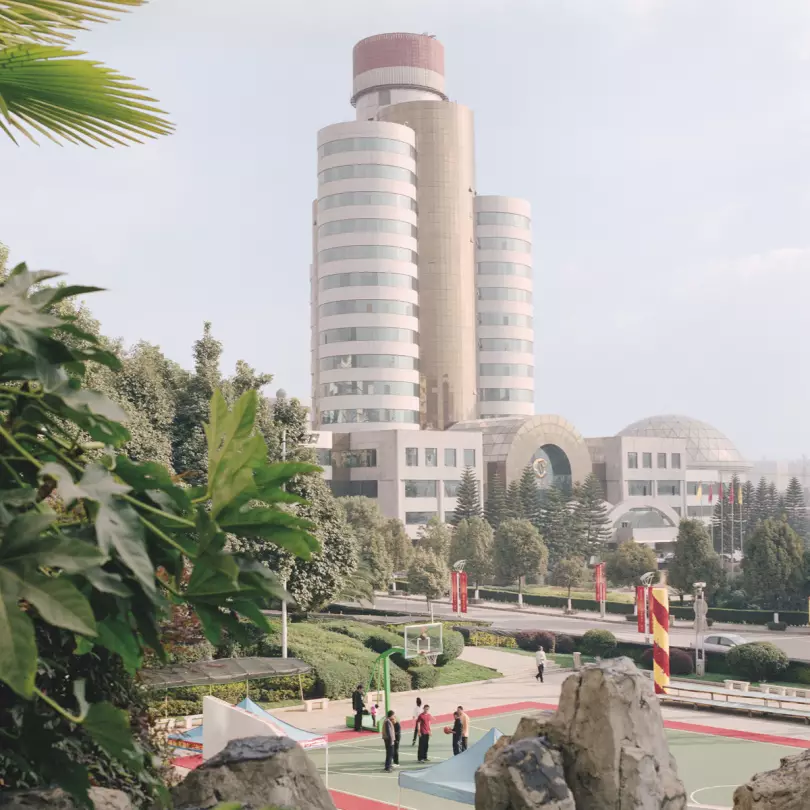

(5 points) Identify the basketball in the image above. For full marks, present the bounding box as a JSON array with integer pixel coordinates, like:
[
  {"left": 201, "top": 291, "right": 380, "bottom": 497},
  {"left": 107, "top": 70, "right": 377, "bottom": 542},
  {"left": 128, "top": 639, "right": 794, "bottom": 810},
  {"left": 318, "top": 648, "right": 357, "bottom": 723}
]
[{"left": 443, "top": 726, "right": 453, "bottom": 735}]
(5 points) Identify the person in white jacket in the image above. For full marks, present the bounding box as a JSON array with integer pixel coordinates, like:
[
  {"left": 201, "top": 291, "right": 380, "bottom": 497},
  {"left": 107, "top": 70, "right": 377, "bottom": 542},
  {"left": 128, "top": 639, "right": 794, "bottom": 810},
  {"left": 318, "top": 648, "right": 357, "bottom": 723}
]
[{"left": 535, "top": 647, "right": 547, "bottom": 682}]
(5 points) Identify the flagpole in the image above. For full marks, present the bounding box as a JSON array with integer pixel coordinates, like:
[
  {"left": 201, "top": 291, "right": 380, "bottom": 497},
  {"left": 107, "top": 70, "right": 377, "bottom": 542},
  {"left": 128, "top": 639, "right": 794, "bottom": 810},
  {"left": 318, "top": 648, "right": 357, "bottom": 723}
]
[
  {"left": 730, "top": 480, "right": 735, "bottom": 578},
  {"left": 720, "top": 476, "right": 725, "bottom": 565}
]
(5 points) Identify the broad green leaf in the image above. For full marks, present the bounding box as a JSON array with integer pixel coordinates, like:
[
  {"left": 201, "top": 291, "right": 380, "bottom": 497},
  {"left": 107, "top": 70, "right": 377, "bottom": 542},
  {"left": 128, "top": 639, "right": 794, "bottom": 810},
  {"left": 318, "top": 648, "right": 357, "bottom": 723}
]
[
  {"left": 96, "top": 501, "right": 155, "bottom": 595},
  {"left": 229, "top": 599, "right": 272, "bottom": 633},
  {"left": 19, "top": 572, "right": 96, "bottom": 636},
  {"left": 84, "top": 566, "right": 131, "bottom": 597},
  {"left": 30, "top": 284, "right": 104, "bottom": 309},
  {"left": 74, "top": 634, "right": 94, "bottom": 655},
  {"left": 83, "top": 701, "right": 140, "bottom": 764},
  {"left": 76, "top": 463, "right": 131, "bottom": 503},
  {"left": 73, "top": 678, "right": 89, "bottom": 718},
  {"left": 38, "top": 535, "right": 107, "bottom": 572},
  {"left": 0, "top": 487, "right": 38, "bottom": 507},
  {"left": 1, "top": 511, "right": 58, "bottom": 561},
  {"left": 113, "top": 456, "right": 191, "bottom": 513},
  {"left": 97, "top": 615, "right": 141, "bottom": 674},
  {"left": 0, "top": 569, "right": 37, "bottom": 697},
  {"left": 39, "top": 461, "right": 84, "bottom": 503}
]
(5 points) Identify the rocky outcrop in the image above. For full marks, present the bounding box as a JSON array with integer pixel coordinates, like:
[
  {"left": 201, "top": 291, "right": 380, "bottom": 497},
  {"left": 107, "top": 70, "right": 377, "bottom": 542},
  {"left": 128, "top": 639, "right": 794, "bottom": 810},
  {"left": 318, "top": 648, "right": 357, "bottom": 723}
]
[
  {"left": 171, "top": 735, "right": 336, "bottom": 810},
  {"left": 733, "top": 750, "right": 810, "bottom": 809},
  {"left": 0, "top": 788, "right": 131, "bottom": 810}
]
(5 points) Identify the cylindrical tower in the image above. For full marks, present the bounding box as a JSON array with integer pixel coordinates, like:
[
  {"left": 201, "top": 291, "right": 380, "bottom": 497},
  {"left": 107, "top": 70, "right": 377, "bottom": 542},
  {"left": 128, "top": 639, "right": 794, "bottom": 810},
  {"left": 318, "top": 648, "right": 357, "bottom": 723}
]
[
  {"left": 378, "top": 100, "right": 478, "bottom": 429},
  {"left": 312, "top": 120, "right": 421, "bottom": 431},
  {"left": 352, "top": 32, "right": 447, "bottom": 120},
  {"left": 474, "top": 196, "right": 535, "bottom": 418}
]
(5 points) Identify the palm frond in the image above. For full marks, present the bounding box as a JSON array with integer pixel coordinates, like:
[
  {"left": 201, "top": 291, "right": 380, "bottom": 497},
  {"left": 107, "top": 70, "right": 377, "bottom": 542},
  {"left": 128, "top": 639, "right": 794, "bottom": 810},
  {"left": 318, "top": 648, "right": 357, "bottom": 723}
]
[
  {"left": 335, "top": 563, "right": 376, "bottom": 607},
  {"left": 0, "top": 44, "right": 173, "bottom": 145},
  {"left": 0, "top": 0, "right": 144, "bottom": 46}
]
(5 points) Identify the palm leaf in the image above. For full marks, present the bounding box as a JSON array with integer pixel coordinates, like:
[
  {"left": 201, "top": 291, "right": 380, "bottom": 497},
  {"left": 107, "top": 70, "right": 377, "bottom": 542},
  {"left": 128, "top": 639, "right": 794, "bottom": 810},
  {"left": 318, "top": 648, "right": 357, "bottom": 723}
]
[
  {"left": 0, "top": 44, "right": 173, "bottom": 145},
  {"left": 0, "top": 1, "right": 144, "bottom": 46}
]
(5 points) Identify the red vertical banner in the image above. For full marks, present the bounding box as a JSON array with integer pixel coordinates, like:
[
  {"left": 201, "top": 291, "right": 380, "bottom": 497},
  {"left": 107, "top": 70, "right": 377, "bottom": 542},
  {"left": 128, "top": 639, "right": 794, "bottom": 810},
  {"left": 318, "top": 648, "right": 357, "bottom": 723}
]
[
  {"left": 647, "top": 586, "right": 654, "bottom": 634},
  {"left": 459, "top": 572, "right": 468, "bottom": 613},
  {"left": 450, "top": 571, "right": 459, "bottom": 612},
  {"left": 594, "top": 563, "right": 606, "bottom": 603},
  {"left": 636, "top": 586, "right": 646, "bottom": 633}
]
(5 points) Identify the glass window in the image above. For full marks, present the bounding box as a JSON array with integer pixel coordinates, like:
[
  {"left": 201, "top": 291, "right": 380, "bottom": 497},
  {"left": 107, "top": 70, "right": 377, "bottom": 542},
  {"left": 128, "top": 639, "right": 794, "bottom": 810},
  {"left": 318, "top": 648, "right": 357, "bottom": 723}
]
[
  {"left": 477, "top": 312, "right": 533, "bottom": 328},
  {"left": 478, "top": 388, "right": 534, "bottom": 402},
  {"left": 657, "top": 453, "right": 667, "bottom": 469},
  {"left": 318, "top": 191, "right": 417, "bottom": 212},
  {"left": 316, "top": 448, "right": 332, "bottom": 466},
  {"left": 672, "top": 453, "right": 681, "bottom": 469},
  {"left": 444, "top": 480, "right": 462, "bottom": 497},
  {"left": 476, "top": 236, "right": 531, "bottom": 253},
  {"left": 318, "top": 218, "right": 417, "bottom": 239},
  {"left": 319, "top": 326, "right": 418, "bottom": 345},
  {"left": 405, "top": 480, "right": 438, "bottom": 498},
  {"left": 330, "top": 449, "right": 377, "bottom": 468},
  {"left": 688, "top": 505, "right": 714, "bottom": 517},
  {"left": 319, "top": 245, "right": 418, "bottom": 264},
  {"left": 405, "top": 447, "right": 418, "bottom": 466},
  {"left": 464, "top": 449, "right": 476, "bottom": 467},
  {"left": 627, "top": 480, "right": 654, "bottom": 496},
  {"left": 425, "top": 448, "right": 438, "bottom": 467},
  {"left": 477, "top": 287, "right": 533, "bottom": 303},
  {"left": 318, "top": 137, "right": 415, "bottom": 159},
  {"left": 476, "top": 211, "right": 531, "bottom": 228},
  {"left": 627, "top": 452, "right": 638, "bottom": 469},
  {"left": 406, "top": 511, "right": 437, "bottom": 525},
  {"left": 642, "top": 452, "right": 652, "bottom": 469},
  {"left": 319, "top": 272, "right": 418, "bottom": 292},
  {"left": 479, "top": 363, "right": 534, "bottom": 378},
  {"left": 319, "top": 380, "right": 420, "bottom": 397},
  {"left": 318, "top": 164, "right": 417, "bottom": 185},
  {"left": 319, "top": 300, "right": 418, "bottom": 318},
  {"left": 378, "top": 88, "right": 391, "bottom": 105},
  {"left": 478, "top": 338, "right": 533, "bottom": 353},
  {"left": 477, "top": 261, "right": 532, "bottom": 278},
  {"left": 687, "top": 482, "right": 716, "bottom": 496},
  {"left": 658, "top": 480, "right": 681, "bottom": 496},
  {"left": 320, "top": 409, "right": 420, "bottom": 425},
  {"left": 319, "top": 354, "right": 419, "bottom": 371},
  {"left": 329, "top": 480, "right": 378, "bottom": 497},
  {"left": 444, "top": 511, "right": 456, "bottom": 523},
  {"left": 444, "top": 448, "right": 457, "bottom": 467}
]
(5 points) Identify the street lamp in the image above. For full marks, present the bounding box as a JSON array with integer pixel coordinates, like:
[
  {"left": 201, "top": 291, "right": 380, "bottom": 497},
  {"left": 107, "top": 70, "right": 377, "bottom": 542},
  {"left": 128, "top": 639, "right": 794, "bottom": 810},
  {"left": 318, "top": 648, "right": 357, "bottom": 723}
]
[{"left": 693, "top": 581, "right": 708, "bottom": 676}]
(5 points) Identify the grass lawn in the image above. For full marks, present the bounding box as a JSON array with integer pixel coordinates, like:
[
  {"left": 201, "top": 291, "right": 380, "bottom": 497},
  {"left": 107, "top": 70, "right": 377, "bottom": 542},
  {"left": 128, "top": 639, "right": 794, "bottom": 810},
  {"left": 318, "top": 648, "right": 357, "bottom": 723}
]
[
  {"left": 500, "top": 584, "right": 635, "bottom": 604},
  {"left": 435, "top": 659, "right": 502, "bottom": 685},
  {"left": 482, "top": 646, "right": 598, "bottom": 668}
]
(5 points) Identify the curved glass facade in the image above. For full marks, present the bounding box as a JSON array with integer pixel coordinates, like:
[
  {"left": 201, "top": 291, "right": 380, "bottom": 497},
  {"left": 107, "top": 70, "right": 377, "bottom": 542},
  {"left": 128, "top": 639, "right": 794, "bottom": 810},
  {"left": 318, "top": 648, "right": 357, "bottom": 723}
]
[
  {"left": 318, "top": 218, "right": 417, "bottom": 238},
  {"left": 319, "top": 380, "right": 420, "bottom": 397},
  {"left": 320, "top": 326, "right": 419, "bottom": 345},
  {"left": 320, "top": 408, "right": 420, "bottom": 425},
  {"left": 478, "top": 287, "right": 533, "bottom": 303},
  {"left": 477, "top": 236, "right": 531, "bottom": 253},
  {"left": 477, "top": 261, "right": 532, "bottom": 278},
  {"left": 476, "top": 211, "right": 531, "bottom": 228},
  {"left": 318, "top": 164, "right": 417, "bottom": 186},
  {"left": 479, "top": 363, "right": 534, "bottom": 377},
  {"left": 319, "top": 245, "right": 418, "bottom": 264},
  {"left": 319, "top": 137, "right": 416, "bottom": 159},
  {"left": 478, "top": 388, "right": 534, "bottom": 402},
  {"left": 319, "top": 354, "right": 419, "bottom": 371},
  {"left": 318, "top": 191, "right": 417, "bottom": 212},
  {"left": 319, "top": 272, "right": 418, "bottom": 292},
  {"left": 477, "top": 312, "right": 533, "bottom": 328},
  {"left": 479, "top": 337, "right": 533, "bottom": 353},
  {"left": 319, "top": 299, "right": 418, "bottom": 318}
]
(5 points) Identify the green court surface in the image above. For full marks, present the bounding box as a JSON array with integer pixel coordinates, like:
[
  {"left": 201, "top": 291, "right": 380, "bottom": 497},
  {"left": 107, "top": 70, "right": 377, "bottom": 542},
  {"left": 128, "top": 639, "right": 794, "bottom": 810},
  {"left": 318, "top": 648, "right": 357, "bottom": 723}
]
[{"left": 309, "top": 706, "right": 804, "bottom": 810}]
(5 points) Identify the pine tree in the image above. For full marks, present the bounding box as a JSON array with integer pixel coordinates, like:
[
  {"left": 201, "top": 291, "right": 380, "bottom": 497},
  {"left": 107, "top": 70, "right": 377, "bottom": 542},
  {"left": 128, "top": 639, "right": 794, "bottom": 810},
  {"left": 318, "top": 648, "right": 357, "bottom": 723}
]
[
  {"left": 741, "top": 479, "right": 756, "bottom": 540},
  {"left": 711, "top": 477, "right": 738, "bottom": 557},
  {"left": 517, "top": 464, "right": 542, "bottom": 527},
  {"left": 537, "top": 486, "right": 574, "bottom": 569},
  {"left": 753, "top": 477, "right": 769, "bottom": 526},
  {"left": 767, "top": 482, "right": 780, "bottom": 520},
  {"left": 667, "top": 519, "right": 723, "bottom": 603},
  {"left": 485, "top": 471, "right": 508, "bottom": 530},
  {"left": 506, "top": 480, "right": 522, "bottom": 520},
  {"left": 784, "top": 477, "right": 809, "bottom": 545},
  {"left": 572, "top": 474, "right": 612, "bottom": 559},
  {"left": 743, "top": 518, "right": 804, "bottom": 610},
  {"left": 452, "top": 466, "right": 482, "bottom": 524}
]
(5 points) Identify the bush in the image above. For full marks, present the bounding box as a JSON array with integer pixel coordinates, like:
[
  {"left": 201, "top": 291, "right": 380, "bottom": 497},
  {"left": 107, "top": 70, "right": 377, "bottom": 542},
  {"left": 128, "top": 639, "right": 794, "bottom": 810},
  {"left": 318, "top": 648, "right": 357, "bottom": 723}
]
[
  {"left": 410, "top": 665, "right": 440, "bottom": 690},
  {"left": 469, "top": 631, "right": 517, "bottom": 648},
  {"left": 639, "top": 647, "right": 692, "bottom": 676},
  {"left": 767, "top": 621, "right": 788, "bottom": 632},
  {"left": 437, "top": 629, "right": 465, "bottom": 666},
  {"left": 785, "top": 662, "right": 810, "bottom": 685},
  {"left": 554, "top": 634, "right": 575, "bottom": 655},
  {"left": 515, "top": 630, "right": 556, "bottom": 653},
  {"left": 727, "top": 642, "right": 789, "bottom": 681},
  {"left": 581, "top": 629, "right": 618, "bottom": 657}
]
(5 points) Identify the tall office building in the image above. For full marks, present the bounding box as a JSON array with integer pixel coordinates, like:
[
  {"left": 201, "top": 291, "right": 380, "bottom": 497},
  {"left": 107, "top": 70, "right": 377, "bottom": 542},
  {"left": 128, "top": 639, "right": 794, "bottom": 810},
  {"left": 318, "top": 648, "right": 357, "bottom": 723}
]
[{"left": 311, "top": 32, "right": 534, "bottom": 432}]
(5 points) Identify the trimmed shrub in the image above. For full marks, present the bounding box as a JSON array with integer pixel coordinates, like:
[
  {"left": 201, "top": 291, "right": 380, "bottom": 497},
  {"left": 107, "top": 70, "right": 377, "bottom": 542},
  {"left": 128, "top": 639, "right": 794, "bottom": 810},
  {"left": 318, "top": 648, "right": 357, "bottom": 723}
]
[
  {"left": 767, "top": 621, "right": 788, "bottom": 632},
  {"left": 785, "top": 662, "right": 810, "bottom": 685},
  {"left": 727, "top": 642, "right": 789, "bottom": 682},
  {"left": 515, "top": 630, "right": 556, "bottom": 653},
  {"left": 554, "top": 634, "right": 575, "bottom": 655},
  {"left": 469, "top": 631, "right": 517, "bottom": 648},
  {"left": 436, "top": 629, "right": 465, "bottom": 666},
  {"left": 670, "top": 648, "right": 694, "bottom": 676},
  {"left": 410, "top": 665, "right": 440, "bottom": 690},
  {"left": 581, "top": 629, "right": 618, "bottom": 657}
]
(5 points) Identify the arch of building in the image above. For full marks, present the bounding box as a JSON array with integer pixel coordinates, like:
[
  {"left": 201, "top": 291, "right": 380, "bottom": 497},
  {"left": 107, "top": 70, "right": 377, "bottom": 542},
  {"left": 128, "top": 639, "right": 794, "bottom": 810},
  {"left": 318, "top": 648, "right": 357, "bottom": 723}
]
[{"left": 606, "top": 499, "right": 682, "bottom": 529}]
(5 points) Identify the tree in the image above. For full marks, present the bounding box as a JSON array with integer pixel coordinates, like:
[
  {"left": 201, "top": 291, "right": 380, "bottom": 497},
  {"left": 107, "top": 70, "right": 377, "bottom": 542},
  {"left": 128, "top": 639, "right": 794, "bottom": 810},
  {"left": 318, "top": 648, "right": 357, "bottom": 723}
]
[
  {"left": 605, "top": 541, "right": 658, "bottom": 586},
  {"left": 551, "top": 557, "right": 588, "bottom": 600},
  {"left": 743, "top": 518, "right": 805, "bottom": 610},
  {"left": 383, "top": 517, "right": 413, "bottom": 572},
  {"left": 340, "top": 496, "right": 393, "bottom": 589},
  {"left": 452, "top": 465, "right": 482, "bottom": 524},
  {"left": 740, "top": 479, "right": 756, "bottom": 540},
  {"left": 493, "top": 518, "right": 548, "bottom": 597},
  {"left": 572, "top": 473, "right": 612, "bottom": 558},
  {"left": 667, "top": 519, "right": 723, "bottom": 603},
  {"left": 408, "top": 548, "right": 448, "bottom": 606},
  {"left": 484, "top": 470, "right": 508, "bottom": 530},
  {"left": 0, "top": 1, "right": 173, "bottom": 146},
  {"left": 505, "top": 479, "right": 522, "bottom": 520},
  {"left": 537, "top": 486, "right": 575, "bottom": 569},
  {"left": 416, "top": 515, "right": 452, "bottom": 560},
  {"left": 449, "top": 517, "right": 494, "bottom": 588},
  {"left": 767, "top": 482, "right": 781, "bottom": 520},
  {"left": 517, "top": 464, "right": 542, "bottom": 525},
  {"left": 753, "top": 477, "right": 770, "bottom": 526},
  {"left": 784, "top": 477, "right": 809, "bottom": 546},
  {"left": 711, "top": 477, "right": 739, "bottom": 557}
]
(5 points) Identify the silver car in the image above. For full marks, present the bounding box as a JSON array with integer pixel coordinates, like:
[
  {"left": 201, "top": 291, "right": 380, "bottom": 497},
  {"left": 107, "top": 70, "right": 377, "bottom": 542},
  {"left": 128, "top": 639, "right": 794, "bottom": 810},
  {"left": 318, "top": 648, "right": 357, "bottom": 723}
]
[{"left": 700, "top": 633, "right": 747, "bottom": 654}]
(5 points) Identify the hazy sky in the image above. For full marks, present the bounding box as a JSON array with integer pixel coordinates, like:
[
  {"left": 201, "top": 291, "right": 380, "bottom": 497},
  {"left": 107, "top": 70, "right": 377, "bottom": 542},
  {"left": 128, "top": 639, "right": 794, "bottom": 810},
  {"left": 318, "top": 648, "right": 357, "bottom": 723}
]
[{"left": 3, "top": 0, "right": 809, "bottom": 459}]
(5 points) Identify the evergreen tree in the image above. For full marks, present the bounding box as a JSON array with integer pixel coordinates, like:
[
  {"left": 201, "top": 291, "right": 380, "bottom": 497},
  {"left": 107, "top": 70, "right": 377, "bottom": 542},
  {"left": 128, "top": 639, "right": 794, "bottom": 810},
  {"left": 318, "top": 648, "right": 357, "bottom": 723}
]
[
  {"left": 416, "top": 515, "right": 452, "bottom": 560},
  {"left": 493, "top": 518, "right": 548, "bottom": 597},
  {"left": 743, "top": 518, "right": 804, "bottom": 610},
  {"left": 784, "top": 477, "right": 809, "bottom": 545},
  {"left": 485, "top": 471, "right": 508, "bottom": 530},
  {"left": 537, "top": 486, "right": 574, "bottom": 569},
  {"left": 506, "top": 480, "right": 522, "bottom": 520},
  {"left": 517, "top": 464, "right": 542, "bottom": 526},
  {"left": 767, "top": 482, "right": 780, "bottom": 520},
  {"left": 753, "top": 477, "right": 770, "bottom": 526},
  {"left": 452, "top": 466, "right": 482, "bottom": 524},
  {"left": 667, "top": 519, "right": 723, "bottom": 603},
  {"left": 740, "top": 479, "right": 756, "bottom": 540},
  {"left": 572, "top": 474, "right": 612, "bottom": 559},
  {"left": 711, "top": 477, "right": 738, "bottom": 557},
  {"left": 383, "top": 518, "right": 413, "bottom": 572},
  {"left": 449, "top": 517, "right": 494, "bottom": 588}
]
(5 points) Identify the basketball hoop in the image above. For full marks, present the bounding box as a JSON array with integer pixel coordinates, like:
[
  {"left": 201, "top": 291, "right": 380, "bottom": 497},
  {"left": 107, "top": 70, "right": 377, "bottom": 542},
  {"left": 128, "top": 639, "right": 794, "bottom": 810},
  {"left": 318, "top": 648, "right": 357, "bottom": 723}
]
[{"left": 421, "top": 652, "right": 439, "bottom": 666}]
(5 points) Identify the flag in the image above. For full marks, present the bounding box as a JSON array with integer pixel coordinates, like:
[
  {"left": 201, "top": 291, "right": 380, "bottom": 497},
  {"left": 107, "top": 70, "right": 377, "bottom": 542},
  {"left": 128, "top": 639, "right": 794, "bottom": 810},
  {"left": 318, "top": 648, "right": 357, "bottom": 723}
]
[
  {"left": 709, "top": 484, "right": 713, "bottom": 503},
  {"left": 738, "top": 484, "right": 743, "bottom": 505},
  {"left": 719, "top": 483, "right": 724, "bottom": 501},
  {"left": 729, "top": 483, "right": 734, "bottom": 504},
  {"left": 696, "top": 482, "right": 703, "bottom": 501}
]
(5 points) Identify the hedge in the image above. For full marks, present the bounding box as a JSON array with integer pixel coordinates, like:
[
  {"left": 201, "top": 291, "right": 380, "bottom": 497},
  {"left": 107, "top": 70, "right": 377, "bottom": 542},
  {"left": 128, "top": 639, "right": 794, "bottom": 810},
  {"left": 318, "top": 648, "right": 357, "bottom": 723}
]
[
  {"left": 581, "top": 630, "right": 618, "bottom": 657},
  {"left": 470, "top": 587, "right": 636, "bottom": 615},
  {"left": 410, "top": 665, "right": 440, "bottom": 690},
  {"left": 640, "top": 647, "right": 693, "bottom": 676},
  {"left": 515, "top": 631, "right": 556, "bottom": 653},
  {"left": 727, "top": 642, "right": 789, "bottom": 681},
  {"left": 468, "top": 631, "right": 517, "bottom": 648},
  {"left": 668, "top": 606, "right": 808, "bottom": 627},
  {"left": 555, "top": 634, "right": 575, "bottom": 654},
  {"left": 437, "top": 629, "right": 465, "bottom": 666}
]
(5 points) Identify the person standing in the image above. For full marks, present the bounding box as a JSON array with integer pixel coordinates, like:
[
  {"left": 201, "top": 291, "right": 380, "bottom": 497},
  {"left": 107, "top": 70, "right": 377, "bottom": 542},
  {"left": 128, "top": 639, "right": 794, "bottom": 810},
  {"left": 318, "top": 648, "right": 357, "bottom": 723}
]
[
  {"left": 382, "top": 710, "right": 396, "bottom": 772},
  {"left": 451, "top": 711, "right": 463, "bottom": 756},
  {"left": 392, "top": 711, "right": 401, "bottom": 766},
  {"left": 535, "top": 647, "right": 547, "bottom": 683},
  {"left": 352, "top": 684, "right": 366, "bottom": 731},
  {"left": 457, "top": 706, "right": 470, "bottom": 752},
  {"left": 416, "top": 703, "right": 434, "bottom": 762},
  {"left": 411, "top": 696, "right": 422, "bottom": 745}
]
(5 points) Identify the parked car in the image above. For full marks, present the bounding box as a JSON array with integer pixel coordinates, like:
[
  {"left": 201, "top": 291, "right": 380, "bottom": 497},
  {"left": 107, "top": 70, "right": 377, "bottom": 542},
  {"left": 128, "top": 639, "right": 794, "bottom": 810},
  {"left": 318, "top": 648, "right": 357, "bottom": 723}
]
[{"left": 696, "top": 633, "right": 747, "bottom": 654}]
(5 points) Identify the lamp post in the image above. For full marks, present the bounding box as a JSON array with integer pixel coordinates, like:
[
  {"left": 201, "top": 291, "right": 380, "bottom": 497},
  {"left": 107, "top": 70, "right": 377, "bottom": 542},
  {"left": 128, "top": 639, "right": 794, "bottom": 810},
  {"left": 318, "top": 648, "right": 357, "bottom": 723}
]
[
  {"left": 693, "top": 581, "right": 707, "bottom": 676},
  {"left": 281, "top": 427, "right": 288, "bottom": 659}
]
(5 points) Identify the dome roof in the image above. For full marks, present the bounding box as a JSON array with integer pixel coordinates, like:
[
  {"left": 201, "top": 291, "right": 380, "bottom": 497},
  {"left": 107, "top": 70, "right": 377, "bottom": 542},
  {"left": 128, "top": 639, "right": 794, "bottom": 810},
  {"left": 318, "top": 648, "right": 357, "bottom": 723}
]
[{"left": 618, "top": 414, "right": 750, "bottom": 471}]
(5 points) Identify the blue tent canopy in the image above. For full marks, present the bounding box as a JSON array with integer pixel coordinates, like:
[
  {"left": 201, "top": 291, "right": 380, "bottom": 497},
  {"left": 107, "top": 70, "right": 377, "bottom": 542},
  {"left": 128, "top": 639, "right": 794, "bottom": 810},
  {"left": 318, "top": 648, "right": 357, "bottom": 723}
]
[{"left": 398, "top": 728, "right": 503, "bottom": 805}]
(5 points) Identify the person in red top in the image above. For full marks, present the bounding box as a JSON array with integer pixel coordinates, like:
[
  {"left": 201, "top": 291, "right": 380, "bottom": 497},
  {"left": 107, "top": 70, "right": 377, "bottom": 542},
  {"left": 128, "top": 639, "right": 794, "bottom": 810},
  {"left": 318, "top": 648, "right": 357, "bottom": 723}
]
[{"left": 416, "top": 704, "right": 434, "bottom": 762}]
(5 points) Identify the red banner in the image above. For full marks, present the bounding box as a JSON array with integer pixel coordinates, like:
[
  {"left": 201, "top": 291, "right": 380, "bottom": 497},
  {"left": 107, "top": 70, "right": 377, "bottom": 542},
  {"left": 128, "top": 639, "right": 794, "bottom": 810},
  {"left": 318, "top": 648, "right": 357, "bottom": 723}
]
[
  {"left": 647, "top": 586, "right": 654, "bottom": 634},
  {"left": 450, "top": 571, "right": 459, "bottom": 612},
  {"left": 636, "top": 586, "right": 646, "bottom": 633},
  {"left": 594, "top": 563, "right": 606, "bottom": 603},
  {"left": 459, "top": 572, "right": 468, "bottom": 613}
]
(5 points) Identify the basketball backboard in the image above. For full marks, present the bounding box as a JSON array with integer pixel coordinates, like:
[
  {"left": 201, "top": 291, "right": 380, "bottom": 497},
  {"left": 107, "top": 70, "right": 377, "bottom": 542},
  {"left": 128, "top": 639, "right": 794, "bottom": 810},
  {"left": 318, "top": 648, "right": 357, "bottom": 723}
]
[{"left": 403, "top": 623, "right": 443, "bottom": 662}]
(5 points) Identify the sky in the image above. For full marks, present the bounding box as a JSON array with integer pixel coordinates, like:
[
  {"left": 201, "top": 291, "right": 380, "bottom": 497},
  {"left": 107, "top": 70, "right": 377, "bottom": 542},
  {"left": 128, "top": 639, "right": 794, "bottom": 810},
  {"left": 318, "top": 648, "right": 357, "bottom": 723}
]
[{"left": 3, "top": 0, "right": 810, "bottom": 459}]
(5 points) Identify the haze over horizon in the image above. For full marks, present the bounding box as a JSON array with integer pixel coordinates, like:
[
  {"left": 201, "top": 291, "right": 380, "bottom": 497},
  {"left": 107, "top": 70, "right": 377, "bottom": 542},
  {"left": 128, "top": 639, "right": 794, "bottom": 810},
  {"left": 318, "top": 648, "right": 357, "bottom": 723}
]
[{"left": 3, "top": 0, "right": 809, "bottom": 459}]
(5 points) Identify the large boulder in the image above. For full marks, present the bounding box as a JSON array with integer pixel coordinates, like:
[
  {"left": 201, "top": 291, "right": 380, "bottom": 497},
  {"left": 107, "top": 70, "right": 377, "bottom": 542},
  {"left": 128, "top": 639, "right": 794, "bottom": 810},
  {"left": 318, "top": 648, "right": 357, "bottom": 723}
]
[
  {"left": 0, "top": 788, "right": 131, "bottom": 810},
  {"left": 546, "top": 657, "right": 686, "bottom": 810},
  {"left": 475, "top": 736, "right": 576, "bottom": 809},
  {"left": 733, "top": 750, "right": 810, "bottom": 809},
  {"left": 171, "top": 735, "right": 336, "bottom": 810}
]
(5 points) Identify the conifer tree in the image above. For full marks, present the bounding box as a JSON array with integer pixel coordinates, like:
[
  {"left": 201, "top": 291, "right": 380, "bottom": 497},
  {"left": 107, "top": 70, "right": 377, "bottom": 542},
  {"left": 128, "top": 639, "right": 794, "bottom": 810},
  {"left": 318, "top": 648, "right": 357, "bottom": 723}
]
[
  {"left": 506, "top": 479, "right": 522, "bottom": 520},
  {"left": 518, "top": 464, "right": 542, "bottom": 526},
  {"left": 741, "top": 479, "right": 756, "bottom": 540},
  {"left": 784, "top": 477, "right": 809, "bottom": 546},
  {"left": 485, "top": 470, "right": 509, "bottom": 530},
  {"left": 753, "top": 477, "right": 769, "bottom": 526},
  {"left": 452, "top": 466, "right": 482, "bottom": 525},
  {"left": 767, "top": 481, "right": 780, "bottom": 519},
  {"left": 537, "top": 485, "right": 574, "bottom": 569},
  {"left": 572, "top": 473, "right": 612, "bottom": 558}
]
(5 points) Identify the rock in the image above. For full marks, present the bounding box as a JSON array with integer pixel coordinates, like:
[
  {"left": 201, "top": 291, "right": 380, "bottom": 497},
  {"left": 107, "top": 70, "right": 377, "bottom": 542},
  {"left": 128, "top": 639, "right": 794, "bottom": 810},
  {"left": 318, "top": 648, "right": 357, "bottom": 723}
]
[
  {"left": 733, "top": 750, "right": 810, "bottom": 809},
  {"left": 171, "top": 735, "right": 335, "bottom": 810},
  {"left": 547, "top": 657, "right": 686, "bottom": 810},
  {"left": 0, "top": 788, "right": 131, "bottom": 810},
  {"left": 475, "top": 736, "right": 576, "bottom": 809},
  {"left": 511, "top": 714, "right": 553, "bottom": 744},
  {"left": 484, "top": 733, "right": 514, "bottom": 764}
]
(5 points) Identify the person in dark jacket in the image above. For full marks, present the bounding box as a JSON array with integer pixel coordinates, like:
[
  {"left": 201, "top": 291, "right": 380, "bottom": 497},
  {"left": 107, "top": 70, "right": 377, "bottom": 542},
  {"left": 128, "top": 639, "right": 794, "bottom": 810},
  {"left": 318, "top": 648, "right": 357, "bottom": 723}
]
[
  {"left": 352, "top": 684, "right": 365, "bottom": 732},
  {"left": 392, "top": 712, "right": 402, "bottom": 766},
  {"left": 451, "top": 710, "right": 463, "bottom": 756},
  {"left": 382, "top": 710, "right": 396, "bottom": 772}
]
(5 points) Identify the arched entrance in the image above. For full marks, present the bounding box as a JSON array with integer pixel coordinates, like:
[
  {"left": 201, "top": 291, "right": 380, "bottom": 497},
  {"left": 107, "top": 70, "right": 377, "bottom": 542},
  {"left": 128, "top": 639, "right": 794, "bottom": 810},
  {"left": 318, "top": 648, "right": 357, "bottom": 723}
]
[{"left": 530, "top": 444, "right": 573, "bottom": 492}]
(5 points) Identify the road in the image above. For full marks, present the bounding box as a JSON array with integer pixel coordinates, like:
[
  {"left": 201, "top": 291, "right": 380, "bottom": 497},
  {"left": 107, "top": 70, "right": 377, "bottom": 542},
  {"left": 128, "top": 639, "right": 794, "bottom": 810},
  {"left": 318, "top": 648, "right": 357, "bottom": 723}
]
[{"left": 364, "top": 594, "right": 810, "bottom": 661}]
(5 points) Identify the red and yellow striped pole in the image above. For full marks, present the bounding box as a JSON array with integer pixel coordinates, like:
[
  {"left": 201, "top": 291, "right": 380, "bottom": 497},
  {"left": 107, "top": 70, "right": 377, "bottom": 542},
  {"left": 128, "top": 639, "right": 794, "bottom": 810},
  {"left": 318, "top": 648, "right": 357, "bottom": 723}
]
[{"left": 652, "top": 585, "right": 670, "bottom": 694}]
